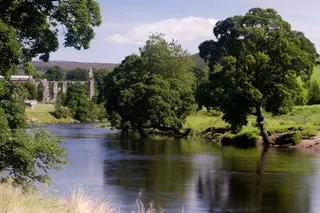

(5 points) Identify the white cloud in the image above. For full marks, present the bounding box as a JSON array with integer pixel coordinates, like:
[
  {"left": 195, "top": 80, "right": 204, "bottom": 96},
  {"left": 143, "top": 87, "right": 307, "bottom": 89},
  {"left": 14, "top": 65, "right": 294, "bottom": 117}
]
[{"left": 106, "top": 17, "right": 218, "bottom": 45}]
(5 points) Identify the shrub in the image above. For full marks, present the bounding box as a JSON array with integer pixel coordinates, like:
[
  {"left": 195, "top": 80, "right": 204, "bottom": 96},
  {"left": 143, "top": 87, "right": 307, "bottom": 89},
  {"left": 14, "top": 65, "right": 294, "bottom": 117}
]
[
  {"left": 275, "top": 132, "right": 302, "bottom": 146},
  {"left": 307, "top": 80, "right": 320, "bottom": 105},
  {"left": 221, "top": 132, "right": 259, "bottom": 148},
  {"left": 89, "top": 103, "right": 106, "bottom": 121},
  {"left": 22, "top": 81, "right": 37, "bottom": 100},
  {"left": 54, "top": 106, "right": 71, "bottom": 119}
]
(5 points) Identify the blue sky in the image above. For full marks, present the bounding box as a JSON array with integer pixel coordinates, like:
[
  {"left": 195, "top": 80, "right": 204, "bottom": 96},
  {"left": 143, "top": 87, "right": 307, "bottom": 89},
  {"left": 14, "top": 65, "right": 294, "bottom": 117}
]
[{"left": 50, "top": 0, "right": 320, "bottom": 63}]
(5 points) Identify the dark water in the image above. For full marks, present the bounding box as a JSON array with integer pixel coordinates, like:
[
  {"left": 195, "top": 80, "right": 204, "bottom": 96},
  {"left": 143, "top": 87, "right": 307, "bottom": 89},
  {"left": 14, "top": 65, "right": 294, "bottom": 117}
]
[{"left": 44, "top": 123, "right": 320, "bottom": 213}]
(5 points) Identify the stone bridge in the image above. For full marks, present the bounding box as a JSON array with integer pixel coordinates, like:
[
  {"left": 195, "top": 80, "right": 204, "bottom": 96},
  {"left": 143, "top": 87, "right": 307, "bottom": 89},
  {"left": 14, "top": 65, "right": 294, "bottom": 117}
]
[{"left": 35, "top": 68, "right": 95, "bottom": 104}]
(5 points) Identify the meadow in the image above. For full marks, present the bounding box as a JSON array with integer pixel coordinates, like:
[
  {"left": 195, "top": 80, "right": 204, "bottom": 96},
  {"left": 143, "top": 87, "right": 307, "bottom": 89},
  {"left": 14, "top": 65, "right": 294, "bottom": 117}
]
[{"left": 26, "top": 104, "right": 76, "bottom": 124}]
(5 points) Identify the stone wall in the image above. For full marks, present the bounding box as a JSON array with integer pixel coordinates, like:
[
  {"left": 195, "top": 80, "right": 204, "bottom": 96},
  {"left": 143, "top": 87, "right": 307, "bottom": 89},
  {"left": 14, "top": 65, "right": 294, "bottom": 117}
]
[
  {"left": 36, "top": 80, "right": 90, "bottom": 104},
  {"left": 35, "top": 68, "right": 95, "bottom": 104}
]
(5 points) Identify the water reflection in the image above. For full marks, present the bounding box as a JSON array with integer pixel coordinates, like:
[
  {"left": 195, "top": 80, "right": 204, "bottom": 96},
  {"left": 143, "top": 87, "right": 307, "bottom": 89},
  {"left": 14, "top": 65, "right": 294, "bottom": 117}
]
[{"left": 46, "top": 124, "right": 318, "bottom": 212}]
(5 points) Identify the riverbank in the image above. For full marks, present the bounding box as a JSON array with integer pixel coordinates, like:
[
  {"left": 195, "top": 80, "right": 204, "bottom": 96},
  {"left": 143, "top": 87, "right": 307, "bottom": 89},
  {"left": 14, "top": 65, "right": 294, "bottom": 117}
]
[
  {"left": 184, "top": 105, "right": 320, "bottom": 149},
  {"left": 0, "top": 182, "right": 162, "bottom": 213}
]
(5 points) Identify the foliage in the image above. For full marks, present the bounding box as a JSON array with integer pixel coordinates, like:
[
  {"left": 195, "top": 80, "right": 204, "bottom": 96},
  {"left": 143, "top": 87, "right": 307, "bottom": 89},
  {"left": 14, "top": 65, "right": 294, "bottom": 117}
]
[
  {"left": 23, "top": 62, "right": 36, "bottom": 76},
  {"left": 104, "top": 34, "right": 196, "bottom": 136},
  {"left": 195, "top": 82, "right": 214, "bottom": 111},
  {"left": 22, "top": 81, "right": 37, "bottom": 100},
  {"left": 307, "top": 80, "right": 320, "bottom": 105},
  {"left": 221, "top": 132, "right": 259, "bottom": 148},
  {"left": 54, "top": 106, "right": 72, "bottom": 119},
  {"left": 94, "top": 68, "right": 112, "bottom": 103},
  {"left": 275, "top": 132, "right": 302, "bottom": 146},
  {"left": 0, "top": 0, "right": 102, "bottom": 188},
  {"left": 0, "top": 80, "right": 67, "bottom": 187},
  {"left": 45, "top": 66, "right": 65, "bottom": 81},
  {"left": 34, "top": 70, "right": 45, "bottom": 79},
  {"left": 89, "top": 103, "right": 107, "bottom": 121},
  {"left": 0, "top": 20, "right": 20, "bottom": 76},
  {"left": 0, "top": 0, "right": 101, "bottom": 64},
  {"left": 63, "top": 84, "right": 90, "bottom": 122},
  {"left": 56, "top": 84, "right": 106, "bottom": 122},
  {"left": 66, "top": 68, "right": 89, "bottom": 81},
  {"left": 192, "top": 66, "right": 209, "bottom": 87},
  {"left": 198, "top": 8, "right": 317, "bottom": 141}
]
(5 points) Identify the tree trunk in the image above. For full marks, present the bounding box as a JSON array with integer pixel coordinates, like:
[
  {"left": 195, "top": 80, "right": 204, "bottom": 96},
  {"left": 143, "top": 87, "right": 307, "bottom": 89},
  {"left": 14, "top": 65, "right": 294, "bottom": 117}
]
[
  {"left": 256, "top": 104, "right": 269, "bottom": 145},
  {"left": 256, "top": 145, "right": 269, "bottom": 175}
]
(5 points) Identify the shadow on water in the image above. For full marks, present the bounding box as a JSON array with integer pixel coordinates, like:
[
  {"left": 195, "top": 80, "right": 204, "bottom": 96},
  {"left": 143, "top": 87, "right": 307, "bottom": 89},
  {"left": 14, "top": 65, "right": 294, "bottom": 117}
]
[{"left": 46, "top": 124, "right": 319, "bottom": 213}]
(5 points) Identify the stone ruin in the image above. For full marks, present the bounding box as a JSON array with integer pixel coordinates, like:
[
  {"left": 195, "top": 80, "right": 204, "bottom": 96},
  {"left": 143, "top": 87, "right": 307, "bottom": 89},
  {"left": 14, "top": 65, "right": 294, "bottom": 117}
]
[{"left": 35, "top": 68, "right": 95, "bottom": 104}]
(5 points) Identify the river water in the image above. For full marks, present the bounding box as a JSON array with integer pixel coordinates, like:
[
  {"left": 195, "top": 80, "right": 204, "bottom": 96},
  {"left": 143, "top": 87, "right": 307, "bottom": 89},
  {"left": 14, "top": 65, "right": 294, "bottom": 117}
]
[{"left": 45, "top": 123, "right": 320, "bottom": 213}]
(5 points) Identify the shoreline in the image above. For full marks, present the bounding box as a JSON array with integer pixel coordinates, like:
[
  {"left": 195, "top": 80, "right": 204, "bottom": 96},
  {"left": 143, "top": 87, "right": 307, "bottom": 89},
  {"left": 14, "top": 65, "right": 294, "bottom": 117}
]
[{"left": 296, "top": 135, "right": 320, "bottom": 154}]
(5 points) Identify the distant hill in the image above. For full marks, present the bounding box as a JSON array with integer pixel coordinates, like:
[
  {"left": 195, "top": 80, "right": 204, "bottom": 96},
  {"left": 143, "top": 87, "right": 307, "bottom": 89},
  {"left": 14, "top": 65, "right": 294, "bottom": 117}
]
[
  {"left": 190, "top": 53, "right": 207, "bottom": 67},
  {"left": 32, "top": 61, "right": 118, "bottom": 71}
]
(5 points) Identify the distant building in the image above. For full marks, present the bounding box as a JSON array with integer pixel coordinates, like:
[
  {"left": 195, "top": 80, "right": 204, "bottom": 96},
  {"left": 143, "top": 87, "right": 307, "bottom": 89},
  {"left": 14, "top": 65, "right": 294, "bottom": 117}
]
[{"left": 0, "top": 75, "right": 33, "bottom": 82}]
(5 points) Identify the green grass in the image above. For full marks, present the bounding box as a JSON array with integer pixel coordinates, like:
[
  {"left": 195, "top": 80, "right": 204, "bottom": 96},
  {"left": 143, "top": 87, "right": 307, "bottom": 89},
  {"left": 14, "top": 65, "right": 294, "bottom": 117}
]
[
  {"left": 184, "top": 105, "right": 320, "bottom": 140},
  {"left": 26, "top": 104, "right": 76, "bottom": 124},
  {"left": 312, "top": 65, "right": 320, "bottom": 82}
]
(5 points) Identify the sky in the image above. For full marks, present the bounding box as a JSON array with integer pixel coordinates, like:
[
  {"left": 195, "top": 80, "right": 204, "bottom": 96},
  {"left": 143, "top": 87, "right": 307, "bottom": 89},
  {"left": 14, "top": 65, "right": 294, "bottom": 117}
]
[{"left": 49, "top": 0, "right": 320, "bottom": 63}]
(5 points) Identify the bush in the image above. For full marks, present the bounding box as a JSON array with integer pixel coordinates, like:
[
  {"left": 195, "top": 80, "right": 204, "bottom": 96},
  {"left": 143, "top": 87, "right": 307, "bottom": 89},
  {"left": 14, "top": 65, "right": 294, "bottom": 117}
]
[
  {"left": 221, "top": 132, "right": 259, "bottom": 148},
  {"left": 89, "top": 103, "right": 106, "bottom": 121},
  {"left": 22, "top": 81, "right": 37, "bottom": 100},
  {"left": 307, "top": 80, "right": 320, "bottom": 105},
  {"left": 275, "top": 132, "right": 302, "bottom": 146},
  {"left": 54, "top": 106, "right": 71, "bottom": 119}
]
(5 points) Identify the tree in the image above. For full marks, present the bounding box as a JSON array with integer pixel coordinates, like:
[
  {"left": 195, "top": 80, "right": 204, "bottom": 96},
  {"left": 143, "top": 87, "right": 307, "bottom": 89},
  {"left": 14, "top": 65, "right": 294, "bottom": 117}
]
[
  {"left": 307, "top": 80, "right": 320, "bottom": 105},
  {"left": 0, "top": 80, "right": 67, "bottom": 187},
  {"left": 44, "top": 66, "right": 65, "bottom": 81},
  {"left": 22, "top": 81, "right": 37, "bottom": 100},
  {"left": 199, "top": 8, "right": 317, "bottom": 145},
  {"left": 23, "top": 62, "right": 36, "bottom": 76},
  {"left": 64, "top": 84, "right": 90, "bottom": 122},
  {"left": 104, "top": 34, "right": 196, "bottom": 136},
  {"left": 0, "top": 0, "right": 101, "bottom": 65},
  {"left": 0, "top": 0, "right": 101, "bottom": 187},
  {"left": 94, "top": 68, "right": 112, "bottom": 103},
  {"left": 66, "top": 68, "right": 89, "bottom": 81}
]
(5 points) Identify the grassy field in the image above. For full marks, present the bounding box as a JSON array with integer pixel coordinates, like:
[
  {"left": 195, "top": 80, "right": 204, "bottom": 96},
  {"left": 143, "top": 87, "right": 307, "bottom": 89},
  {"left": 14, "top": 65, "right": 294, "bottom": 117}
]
[
  {"left": 0, "top": 182, "right": 161, "bottom": 213},
  {"left": 184, "top": 105, "right": 320, "bottom": 139},
  {"left": 26, "top": 104, "right": 76, "bottom": 124}
]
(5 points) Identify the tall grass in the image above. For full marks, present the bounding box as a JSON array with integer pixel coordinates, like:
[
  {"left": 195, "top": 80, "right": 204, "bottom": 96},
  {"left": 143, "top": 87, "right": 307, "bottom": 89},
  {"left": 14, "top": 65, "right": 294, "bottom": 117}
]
[{"left": 0, "top": 183, "right": 166, "bottom": 213}]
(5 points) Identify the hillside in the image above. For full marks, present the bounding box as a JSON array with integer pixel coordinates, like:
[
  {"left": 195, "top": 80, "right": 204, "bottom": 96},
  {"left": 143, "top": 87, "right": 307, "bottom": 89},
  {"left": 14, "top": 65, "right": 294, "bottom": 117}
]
[
  {"left": 190, "top": 53, "right": 207, "bottom": 67},
  {"left": 32, "top": 61, "right": 118, "bottom": 71}
]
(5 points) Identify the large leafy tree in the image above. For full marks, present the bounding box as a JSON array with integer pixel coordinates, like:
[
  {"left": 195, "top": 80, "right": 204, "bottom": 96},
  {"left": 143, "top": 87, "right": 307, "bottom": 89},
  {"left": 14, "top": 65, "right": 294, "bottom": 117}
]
[
  {"left": 45, "top": 66, "right": 65, "bottom": 81},
  {"left": 0, "top": 0, "right": 101, "bottom": 187},
  {"left": 104, "top": 34, "right": 196, "bottom": 136},
  {"left": 0, "top": 0, "right": 101, "bottom": 73},
  {"left": 199, "top": 8, "right": 318, "bottom": 144}
]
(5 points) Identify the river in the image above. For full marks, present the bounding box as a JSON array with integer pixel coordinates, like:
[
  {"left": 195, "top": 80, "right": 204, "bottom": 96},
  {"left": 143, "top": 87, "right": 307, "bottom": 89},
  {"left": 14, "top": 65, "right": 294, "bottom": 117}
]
[{"left": 44, "top": 123, "right": 320, "bottom": 213}]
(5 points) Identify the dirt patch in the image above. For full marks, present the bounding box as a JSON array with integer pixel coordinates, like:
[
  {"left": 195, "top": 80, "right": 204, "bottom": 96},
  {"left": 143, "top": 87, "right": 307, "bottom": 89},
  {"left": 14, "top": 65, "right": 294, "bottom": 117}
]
[{"left": 295, "top": 135, "right": 320, "bottom": 154}]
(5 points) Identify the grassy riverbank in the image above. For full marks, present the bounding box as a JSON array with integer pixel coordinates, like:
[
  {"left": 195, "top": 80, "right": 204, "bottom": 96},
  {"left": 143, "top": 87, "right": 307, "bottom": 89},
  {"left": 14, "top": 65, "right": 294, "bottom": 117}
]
[
  {"left": 0, "top": 183, "right": 163, "bottom": 213},
  {"left": 26, "top": 104, "right": 76, "bottom": 124},
  {"left": 185, "top": 105, "right": 320, "bottom": 142}
]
